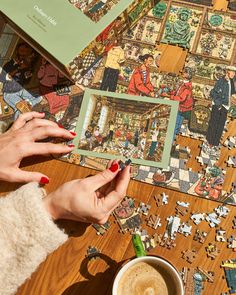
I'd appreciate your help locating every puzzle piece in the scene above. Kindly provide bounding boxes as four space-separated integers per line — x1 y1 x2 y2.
216 228 226 242
226 156 236 168
164 215 181 240
151 233 163 248
193 229 208 244
177 201 190 208
138 202 151 216
223 136 236 150
206 212 221 227
233 217 236 229
182 249 197 264
180 267 195 295
92 221 110 235
206 243 220 259
191 213 205 225
86 246 101 260
178 222 192 237
228 236 236 252
154 193 169 207
175 205 188 216
159 236 176 250
197 267 215 283
215 205 230 218
146 214 162 229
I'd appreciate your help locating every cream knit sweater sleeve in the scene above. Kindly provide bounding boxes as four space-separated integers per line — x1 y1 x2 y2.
0 183 68 295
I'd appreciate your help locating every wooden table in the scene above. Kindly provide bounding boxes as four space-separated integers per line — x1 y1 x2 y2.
0 158 235 295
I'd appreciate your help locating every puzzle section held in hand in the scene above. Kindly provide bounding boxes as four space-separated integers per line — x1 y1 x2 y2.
0 0 236 206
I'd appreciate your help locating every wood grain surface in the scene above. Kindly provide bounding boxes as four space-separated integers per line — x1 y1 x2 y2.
0 157 235 295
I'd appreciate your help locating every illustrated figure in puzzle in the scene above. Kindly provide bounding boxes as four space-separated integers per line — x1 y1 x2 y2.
148 129 159 158
100 38 125 92
206 66 236 150
162 7 195 49
37 58 69 122
127 54 155 97
0 43 42 119
170 67 194 140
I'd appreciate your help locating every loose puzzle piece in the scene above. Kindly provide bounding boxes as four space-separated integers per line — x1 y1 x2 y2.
206 212 221 227
206 243 220 259
193 229 208 244
154 192 169 207
228 236 236 252
146 214 162 229
178 222 192 237
164 215 181 240
216 228 226 242
92 221 110 235
175 204 189 216
159 236 176 250
180 267 195 295
226 156 236 168
215 205 230 218
138 202 151 216
233 217 236 229
197 267 215 283
86 246 101 260
177 201 190 208
150 233 163 249
191 213 205 225
182 249 197 264
223 136 236 150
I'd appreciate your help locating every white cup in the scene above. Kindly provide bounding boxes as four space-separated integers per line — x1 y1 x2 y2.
112 256 184 295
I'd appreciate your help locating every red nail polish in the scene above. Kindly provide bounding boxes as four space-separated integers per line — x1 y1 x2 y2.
39 112 45 114
68 144 75 148
109 163 119 173
40 177 49 184
70 132 76 136
58 124 64 128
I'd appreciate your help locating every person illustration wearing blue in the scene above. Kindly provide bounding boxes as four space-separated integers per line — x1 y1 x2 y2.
0 43 42 119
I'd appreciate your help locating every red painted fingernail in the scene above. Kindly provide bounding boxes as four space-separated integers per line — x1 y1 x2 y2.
39 112 45 114
40 177 49 184
58 124 64 128
70 132 76 136
68 144 75 148
109 163 119 173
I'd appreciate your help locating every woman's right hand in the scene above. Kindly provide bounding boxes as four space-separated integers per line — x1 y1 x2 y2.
0 112 76 184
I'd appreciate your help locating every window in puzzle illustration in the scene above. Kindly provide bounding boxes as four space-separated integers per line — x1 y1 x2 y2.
81 95 96 137
68 0 121 23
98 105 109 132
0 24 18 66
161 5 203 50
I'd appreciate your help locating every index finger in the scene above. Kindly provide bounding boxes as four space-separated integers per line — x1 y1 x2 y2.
102 165 130 212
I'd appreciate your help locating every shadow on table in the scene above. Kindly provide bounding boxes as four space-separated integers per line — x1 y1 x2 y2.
61 254 127 295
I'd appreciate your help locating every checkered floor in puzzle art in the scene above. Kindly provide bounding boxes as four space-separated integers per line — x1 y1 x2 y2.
135 156 201 193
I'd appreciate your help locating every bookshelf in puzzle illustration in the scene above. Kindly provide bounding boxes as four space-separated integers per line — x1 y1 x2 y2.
0 0 235 204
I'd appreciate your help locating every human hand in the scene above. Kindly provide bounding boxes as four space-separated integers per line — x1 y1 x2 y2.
0 112 76 184
43 160 131 224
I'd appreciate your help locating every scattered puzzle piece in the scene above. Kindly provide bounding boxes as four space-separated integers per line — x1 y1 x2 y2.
233 217 236 229
92 221 110 235
216 228 226 242
86 246 101 260
182 249 197 264
164 215 180 240
215 205 230 218
178 222 192 237
175 204 188 216
193 229 208 244
191 213 205 225
223 136 236 150
228 236 236 252
206 212 221 227
146 214 162 229
226 156 236 168
197 267 215 283
138 202 151 216
154 192 169 207
180 267 195 295
206 243 220 259
177 201 190 208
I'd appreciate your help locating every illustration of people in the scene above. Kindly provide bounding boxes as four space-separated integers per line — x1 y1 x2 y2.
205 66 236 152
85 126 93 150
170 67 194 140
94 126 103 145
37 58 70 122
114 126 122 146
124 130 132 149
148 129 159 158
134 129 139 147
100 39 125 92
140 132 147 152
127 54 155 97
108 121 115 140
0 43 42 118
88 0 107 15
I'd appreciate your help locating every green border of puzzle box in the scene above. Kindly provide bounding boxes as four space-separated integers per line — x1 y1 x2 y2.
73 88 179 169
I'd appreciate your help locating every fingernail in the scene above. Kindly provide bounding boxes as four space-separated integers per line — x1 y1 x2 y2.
68 144 75 148
40 177 49 184
58 124 64 128
39 112 44 114
109 162 119 173
70 132 76 136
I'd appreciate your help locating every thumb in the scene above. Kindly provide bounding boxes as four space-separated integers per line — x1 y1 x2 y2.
11 168 49 184
85 161 120 191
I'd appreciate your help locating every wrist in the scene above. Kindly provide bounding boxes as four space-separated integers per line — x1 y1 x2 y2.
43 195 60 220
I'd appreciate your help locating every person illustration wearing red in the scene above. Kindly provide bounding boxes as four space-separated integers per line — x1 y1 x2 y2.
37 58 69 121
170 67 194 139
127 54 155 97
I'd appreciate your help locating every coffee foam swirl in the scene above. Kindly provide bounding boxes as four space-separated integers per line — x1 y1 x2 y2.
118 261 169 295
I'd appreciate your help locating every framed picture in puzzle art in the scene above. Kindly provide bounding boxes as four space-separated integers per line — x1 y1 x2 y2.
73 89 178 168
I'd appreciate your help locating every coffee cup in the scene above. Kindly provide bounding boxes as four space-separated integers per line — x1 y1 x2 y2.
112 255 184 295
